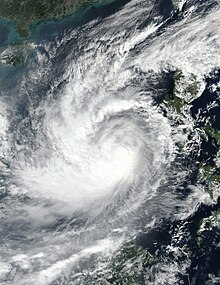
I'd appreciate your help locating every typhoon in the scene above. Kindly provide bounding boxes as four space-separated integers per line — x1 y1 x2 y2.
0 0 220 284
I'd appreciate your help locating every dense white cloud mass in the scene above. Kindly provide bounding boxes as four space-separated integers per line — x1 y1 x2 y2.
0 0 220 284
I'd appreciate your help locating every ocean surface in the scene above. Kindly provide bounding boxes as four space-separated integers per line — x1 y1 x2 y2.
0 0 220 284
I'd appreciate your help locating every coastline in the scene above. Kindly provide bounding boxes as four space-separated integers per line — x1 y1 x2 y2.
0 0 130 45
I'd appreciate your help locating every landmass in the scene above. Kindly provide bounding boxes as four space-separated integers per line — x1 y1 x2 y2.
0 41 34 67
0 0 105 37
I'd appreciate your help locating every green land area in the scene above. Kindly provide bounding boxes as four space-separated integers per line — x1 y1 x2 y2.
0 0 102 37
